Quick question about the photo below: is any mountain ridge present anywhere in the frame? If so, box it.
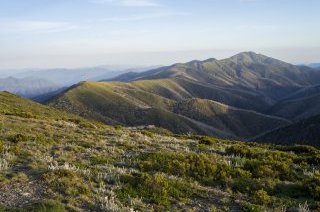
[48,78,290,139]
[0,76,62,98]
[44,51,320,142]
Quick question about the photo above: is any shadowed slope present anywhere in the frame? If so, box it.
[255,115,320,147]
[268,84,320,120]
[49,80,290,139]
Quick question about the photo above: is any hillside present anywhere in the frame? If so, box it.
[173,98,290,138]
[268,85,320,120]
[255,114,320,146]
[1,91,320,211]
[49,80,290,139]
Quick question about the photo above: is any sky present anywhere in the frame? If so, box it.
[0,0,320,69]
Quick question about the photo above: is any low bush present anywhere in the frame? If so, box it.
[139,152,219,184]
[25,200,66,212]
[303,176,320,200]
[9,134,30,143]
[253,189,271,205]
[242,202,264,212]
[118,173,195,206]
[42,170,90,197]
[198,136,218,145]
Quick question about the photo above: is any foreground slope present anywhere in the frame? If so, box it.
[1,91,320,211]
[49,80,289,139]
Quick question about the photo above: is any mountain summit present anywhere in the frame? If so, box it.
[229,51,270,64]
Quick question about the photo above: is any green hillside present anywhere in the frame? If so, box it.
[1,91,320,211]
[49,80,290,139]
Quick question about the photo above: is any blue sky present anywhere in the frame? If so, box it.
[0,0,320,69]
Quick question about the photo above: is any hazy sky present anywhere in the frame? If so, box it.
[0,0,320,69]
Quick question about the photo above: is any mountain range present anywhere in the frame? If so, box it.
[47,52,320,143]
[1,51,319,145]
[0,65,157,99]
[0,77,62,98]
[307,63,320,69]
[11,65,157,86]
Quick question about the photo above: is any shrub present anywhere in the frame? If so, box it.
[42,170,90,197]
[198,136,218,145]
[139,152,219,185]
[0,140,4,153]
[305,154,320,166]
[118,173,195,206]
[5,111,36,119]
[304,176,320,200]
[276,145,319,154]
[253,189,271,205]
[9,134,30,143]
[90,156,112,165]
[25,200,66,212]
[142,127,173,136]
[274,182,307,198]
[242,202,264,212]
[232,177,257,194]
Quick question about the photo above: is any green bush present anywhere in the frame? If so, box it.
[253,189,271,205]
[42,170,90,197]
[5,111,37,119]
[9,134,30,143]
[232,177,257,194]
[274,182,307,198]
[198,136,218,145]
[139,152,219,184]
[25,200,66,212]
[304,154,320,166]
[90,156,112,165]
[242,202,264,212]
[304,176,320,200]
[276,145,319,154]
[232,178,276,195]
[0,140,4,153]
[243,158,292,180]
[118,173,194,206]
[142,127,173,136]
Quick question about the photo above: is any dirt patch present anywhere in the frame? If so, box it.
[0,180,47,208]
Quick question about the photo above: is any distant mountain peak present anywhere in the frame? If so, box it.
[202,58,218,63]
[229,51,269,64]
